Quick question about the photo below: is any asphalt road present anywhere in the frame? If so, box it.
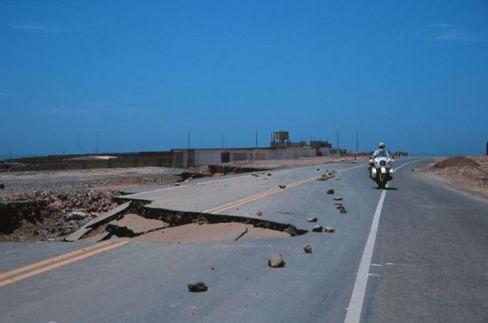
[1,158,487,323]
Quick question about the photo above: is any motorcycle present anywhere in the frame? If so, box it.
[369,155,395,189]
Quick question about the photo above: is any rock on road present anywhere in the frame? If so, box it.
[0,158,487,323]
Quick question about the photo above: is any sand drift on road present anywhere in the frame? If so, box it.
[76,200,307,243]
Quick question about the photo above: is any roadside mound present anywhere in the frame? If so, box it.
[432,156,480,169]
[424,156,488,197]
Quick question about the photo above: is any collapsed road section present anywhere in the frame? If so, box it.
[66,200,308,243]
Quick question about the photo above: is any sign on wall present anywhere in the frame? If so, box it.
[231,152,267,161]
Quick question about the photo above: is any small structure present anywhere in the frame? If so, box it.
[271,131,290,148]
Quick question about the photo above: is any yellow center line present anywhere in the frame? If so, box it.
[0,241,112,281]
[0,163,363,288]
[205,164,363,214]
[0,240,130,288]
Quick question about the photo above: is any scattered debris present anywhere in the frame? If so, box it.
[267,173,272,176]
[251,173,260,177]
[340,209,347,214]
[318,170,338,181]
[327,189,335,195]
[303,244,313,253]
[333,197,343,201]
[312,225,323,232]
[234,228,248,241]
[0,183,5,189]
[0,190,121,241]
[323,226,335,233]
[268,252,286,268]
[307,217,318,223]
[317,174,328,181]
[256,210,263,216]
[316,168,320,171]
[188,282,208,293]
[279,184,287,189]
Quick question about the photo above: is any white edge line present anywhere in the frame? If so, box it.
[344,159,422,323]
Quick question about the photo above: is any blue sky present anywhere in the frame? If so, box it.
[0,0,487,157]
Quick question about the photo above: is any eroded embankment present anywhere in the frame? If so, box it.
[77,200,307,242]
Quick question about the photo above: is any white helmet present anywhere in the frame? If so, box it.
[378,142,386,149]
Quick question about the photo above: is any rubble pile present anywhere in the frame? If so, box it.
[5,190,119,215]
[0,190,119,241]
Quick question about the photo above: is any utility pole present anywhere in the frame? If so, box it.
[187,131,191,149]
[221,134,224,149]
[255,130,258,148]
[355,131,359,160]
[95,132,99,154]
[336,129,339,148]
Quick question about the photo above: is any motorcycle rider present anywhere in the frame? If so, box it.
[370,142,389,169]
[369,142,393,181]
[372,142,390,158]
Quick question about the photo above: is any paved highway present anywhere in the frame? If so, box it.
[1,158,487,323]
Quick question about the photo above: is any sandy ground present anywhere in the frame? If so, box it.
[109,213,169,234]
[135,223,289,242]
[0,166,182,195]
[420,156,488,198]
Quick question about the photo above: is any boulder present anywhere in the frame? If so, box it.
[303,244,313,253]
[268,252,286,268]
[324,226,335,233]
[312,225,323,233]
[188,282,208,292]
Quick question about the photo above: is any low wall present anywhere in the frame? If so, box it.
[6,153,176,171]
[174,147,326,167]
[5,147,332,171]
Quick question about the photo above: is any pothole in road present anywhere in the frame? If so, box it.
[80,201,307,242]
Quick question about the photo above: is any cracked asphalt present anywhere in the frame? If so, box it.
[1,158,487,323]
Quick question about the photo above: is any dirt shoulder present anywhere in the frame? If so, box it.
[418,156,488,199]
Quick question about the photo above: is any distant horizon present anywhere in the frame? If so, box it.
[0,144,483,162]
